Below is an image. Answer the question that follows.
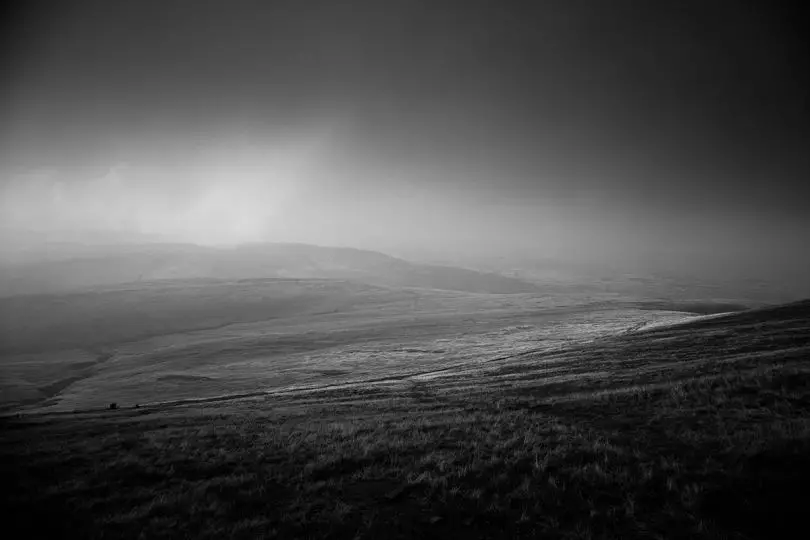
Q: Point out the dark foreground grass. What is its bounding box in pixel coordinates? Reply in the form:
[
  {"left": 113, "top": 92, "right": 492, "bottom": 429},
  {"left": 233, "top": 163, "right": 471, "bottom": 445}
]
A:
[{"left": 2, "top": 300, "right": 810, "bottom": 539}]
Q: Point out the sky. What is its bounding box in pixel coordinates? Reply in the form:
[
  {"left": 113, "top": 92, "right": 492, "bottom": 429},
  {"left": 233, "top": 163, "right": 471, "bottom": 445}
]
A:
[{"left": 1, "top": 0, "right": 808, "bottom": 277}]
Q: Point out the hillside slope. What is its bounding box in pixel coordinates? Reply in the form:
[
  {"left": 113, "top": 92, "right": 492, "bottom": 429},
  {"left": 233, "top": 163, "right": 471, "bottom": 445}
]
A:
[
  {"left": 1, "top": 300, "right": 808, "bottom": 538},
  {"left": 0, "top": 242, "right": 541, "bottom": 296},
  {"left": 0, "top": 277, "right": 691, "bottom": 412}
]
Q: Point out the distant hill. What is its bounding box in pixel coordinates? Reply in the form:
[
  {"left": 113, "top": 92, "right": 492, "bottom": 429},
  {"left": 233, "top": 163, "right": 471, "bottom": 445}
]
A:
[
  {"left": 0, "top": 241, "right": 542, "bottom": 296},
  {"left": 407, "top": 251, "right": 808, "bottom": 306}
]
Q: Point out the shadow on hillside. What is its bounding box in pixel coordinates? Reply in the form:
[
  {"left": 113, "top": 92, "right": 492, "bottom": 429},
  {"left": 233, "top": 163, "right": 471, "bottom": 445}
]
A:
[
  {"left": 546, "top": 395, "right": 810, "bottom": 540},
  {"left": 701, "top": 440, "right": 810, "bottom": 539}
]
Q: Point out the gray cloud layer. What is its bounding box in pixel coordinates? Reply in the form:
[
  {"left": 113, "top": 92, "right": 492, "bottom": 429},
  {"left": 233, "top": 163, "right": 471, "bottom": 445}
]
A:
[{"left": 2, "top": 1, "right": 808, "bottom": 283}]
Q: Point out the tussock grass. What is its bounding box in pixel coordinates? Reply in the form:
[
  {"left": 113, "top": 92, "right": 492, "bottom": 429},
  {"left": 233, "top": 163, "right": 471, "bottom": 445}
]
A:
[{"left": 2, "top": 301, "right": 810, "bottom": 539}]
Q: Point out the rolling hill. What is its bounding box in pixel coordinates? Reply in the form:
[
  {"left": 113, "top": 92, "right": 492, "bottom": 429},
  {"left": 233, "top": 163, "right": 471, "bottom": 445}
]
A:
[
  {"left": 1, "top": 274, "right": 702, "bottom": 412},
  {"left": 0, "top": 241, "right": 542, "bottom": 297},
  {"left": 2, "top": 299, "right": 808, "bottom": 538}
]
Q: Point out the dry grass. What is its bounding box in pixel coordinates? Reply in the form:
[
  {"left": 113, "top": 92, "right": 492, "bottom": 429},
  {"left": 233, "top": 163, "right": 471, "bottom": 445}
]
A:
[{"left": 2, "top": 300, "right": 809, "bottom": 539}]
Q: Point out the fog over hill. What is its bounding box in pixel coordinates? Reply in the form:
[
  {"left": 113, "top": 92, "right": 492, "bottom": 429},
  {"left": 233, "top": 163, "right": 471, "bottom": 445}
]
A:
[
  {"left": 0, "top": 240, "right": 542, "bottom": 297},
  {"left": 1, "top": 229, "right": 806, "bottom": 304},
  {"left": 2, "top": 2, "right": 809, "bottom": 538}
]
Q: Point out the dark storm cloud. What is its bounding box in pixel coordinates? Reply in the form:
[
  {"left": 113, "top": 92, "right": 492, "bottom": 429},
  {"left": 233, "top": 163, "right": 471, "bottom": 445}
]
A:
[{"left": 1, "top": 1, "right": 808, "bottom": 275}]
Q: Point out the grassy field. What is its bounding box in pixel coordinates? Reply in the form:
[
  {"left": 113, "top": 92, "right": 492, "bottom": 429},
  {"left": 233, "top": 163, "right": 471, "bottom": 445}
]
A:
[
  {"left": 1, "top": 278, "right": 707, "bottom": 412},
  {"left": 2, "top": 297, "right": 808, "bottom": 539}
]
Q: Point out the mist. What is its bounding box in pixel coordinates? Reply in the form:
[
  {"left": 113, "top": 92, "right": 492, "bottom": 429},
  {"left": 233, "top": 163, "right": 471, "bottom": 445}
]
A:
[
  {"left": 4, "top": 5, "right": 810, "bottom": 538},
  {"left": 1, "top": 0, "right": 808, "bottom": 292},
  {"left": 0, "top": 125, "right": 640, "bottom": 262},
  {"left": 2, "top": 133, "right": 809, "bottom": 290}
]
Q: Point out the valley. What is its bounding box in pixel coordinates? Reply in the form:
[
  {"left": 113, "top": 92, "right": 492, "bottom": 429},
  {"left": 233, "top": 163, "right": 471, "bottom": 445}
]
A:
[{"left": 1, "top": 242, "right": 807, "bottom": 539}]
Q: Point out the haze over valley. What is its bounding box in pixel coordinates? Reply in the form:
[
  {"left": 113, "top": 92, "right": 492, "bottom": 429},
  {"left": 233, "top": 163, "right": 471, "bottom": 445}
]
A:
[{"left": 2, "top": 1, "right": 809, "bottom": 539}]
